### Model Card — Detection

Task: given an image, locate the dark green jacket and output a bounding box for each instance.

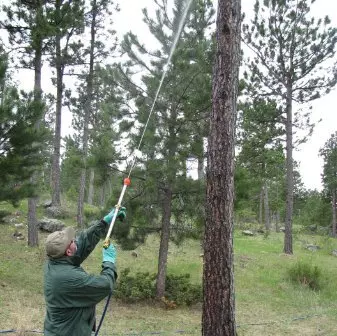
[44,220,117,336]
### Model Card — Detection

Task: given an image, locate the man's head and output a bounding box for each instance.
[45,227,77,258]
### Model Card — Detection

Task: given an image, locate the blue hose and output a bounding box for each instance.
[94,292,112,336]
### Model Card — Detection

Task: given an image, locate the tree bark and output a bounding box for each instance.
[99,182,106,207]
[259,187,263,225]
[284,85,293,254]
[77,0,96,227]
[275,210,280,232]
[51,0,63,207]
[264,183,270,232]
[156,187,172,298]
[332,189,336,237]
[28,1,43,247]
[202,0,241,335]
[87,169,95,205]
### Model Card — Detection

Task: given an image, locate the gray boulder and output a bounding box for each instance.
[242,230,255,236]
[42,200,53,208]
[45,206,65,218]
[37,217,65,233]
[306,244,320,252]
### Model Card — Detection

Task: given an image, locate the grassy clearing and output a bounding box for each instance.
[1,203,337,335]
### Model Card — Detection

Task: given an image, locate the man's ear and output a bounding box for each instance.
[65,247,73,256]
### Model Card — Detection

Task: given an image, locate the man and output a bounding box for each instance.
[43,207,126,336]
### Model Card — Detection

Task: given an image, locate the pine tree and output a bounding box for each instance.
[319,132,337,237]
[60,135,82,200]
[1,1,50,245]
[48,0,85,206]
[237,99,285,231]
[74,0,118,227]
[67,62,125,212]
[116,0,215,298]
[0,49,48,206]
[242,0,337,254]
[202,0,241,334]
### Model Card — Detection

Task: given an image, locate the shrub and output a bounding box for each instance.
[0,209,11,223]
[65,186,78,202]
[165,273,202,306]
[114,268,156,302]
[114,269,202,306]
[83,204,101,221]
[287,261,322,290]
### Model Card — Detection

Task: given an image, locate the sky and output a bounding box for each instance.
[1,0,337,191]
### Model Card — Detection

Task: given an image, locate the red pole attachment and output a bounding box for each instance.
[124,177,131,186]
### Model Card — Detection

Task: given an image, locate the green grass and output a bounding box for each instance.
[2,203,337,335]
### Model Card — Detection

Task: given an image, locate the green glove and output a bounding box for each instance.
[103,207,127,224]
[102,243,117,263]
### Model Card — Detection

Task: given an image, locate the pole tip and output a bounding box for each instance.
[124,177,131,186]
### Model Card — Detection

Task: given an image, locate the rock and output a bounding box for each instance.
[13,231,23,238]
[308,225,317,232]
[306,244,320,252]
[12,231,25,241]
[131,251,138,258]
[14,223,24,229]
[331,250,337,257]
[37,217,65,233]
[42,200,52,208]
[279,227,285,232]
[242,230,254,236]
[45,206,66,219]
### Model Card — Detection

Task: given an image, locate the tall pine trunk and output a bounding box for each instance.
[275,210,280,232]
[51,0,63,207]
[264,183,270,232]
[332,189,336,237]
[99,182,106,207]
[259,187,263,225]
[77,0,96,227]
[28,3,43,247]
[87,169,95,205]
[156,187,172,298]
[202,0,241,334]
[284,86,293,254]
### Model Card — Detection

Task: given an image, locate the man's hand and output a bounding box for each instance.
[103,207,127,224]
[102,243,117,264]
[117,207,126,221]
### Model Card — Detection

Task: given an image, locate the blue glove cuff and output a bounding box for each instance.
[103,245,117,264]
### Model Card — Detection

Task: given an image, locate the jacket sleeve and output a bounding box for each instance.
[74,220,109,264]
[58,262,118,307]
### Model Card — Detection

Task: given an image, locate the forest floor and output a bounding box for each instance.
[1,200,337,335]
